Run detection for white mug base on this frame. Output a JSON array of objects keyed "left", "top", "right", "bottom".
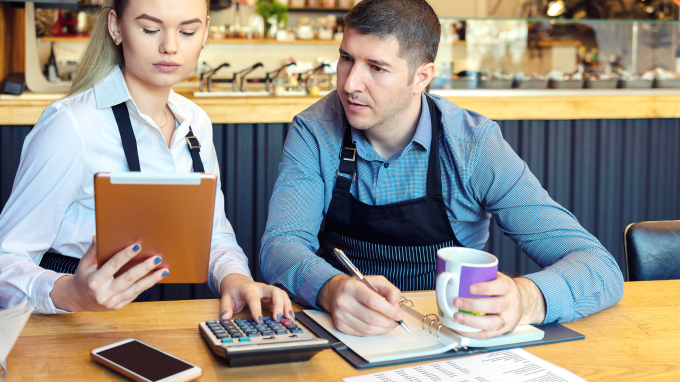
[{"left": 440, "top": 315, "right": 482, "bottom": 333}]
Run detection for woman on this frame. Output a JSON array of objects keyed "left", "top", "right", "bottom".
[{"left": 0, "top": 0, "right": 293, "bottom": 323}]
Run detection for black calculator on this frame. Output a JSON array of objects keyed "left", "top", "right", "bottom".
[{"left": 199, "top": 316, "right": 330, "bottom": 367}]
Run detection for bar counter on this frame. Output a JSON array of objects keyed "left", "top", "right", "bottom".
[{"left": 3, "top": 89, "right": 680, "bottom": 124}]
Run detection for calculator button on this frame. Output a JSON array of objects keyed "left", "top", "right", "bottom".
[
  {"left": 221, "top": 338, "right": 233, "bottom": 343},
  {"left": 247, "top": 332, "right": 260, "bottom": 337},
  {"left": 275, "top": 330, "right": 288, "bottom": 335},
  {"left": 243, "top": 330, "right": 257, "bottom": 334},
  {"left": 207, "top": 320, "right": 218, "bottom": 325},
  {"left": 228, "top": 329, "right": 241, "bottom": 334},
  {"left": 239, "top": 338, "right": 251, "bottom": 342},
  {"left": 285, "top": 324, "right": 298, "bottom": 329},
  {"left": 231, "top": 333, "right": 244, "bottom": 338},
  {"left": 260, "top": 331, "right": 274, "bottom": 336},
  {"left": 290, "top": 328, "right": 303, "bottom": 334},
  {"left": 215, "top": 333, "right": 230, "bottom": 339}
]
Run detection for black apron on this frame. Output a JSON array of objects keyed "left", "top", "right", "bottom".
[
  {"left": 39, "top": 102, "right": 205, "bottom": 302},
  {"left": 319, "top": 95, "right": 463, "bottom": 291}
]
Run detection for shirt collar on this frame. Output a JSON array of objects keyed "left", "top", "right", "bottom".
[
  {"left": 93, "top": 65, "right": 190, "bottom": 125},
  {"left": 345, "top": 92, "right": 432, "bottom": 162}
]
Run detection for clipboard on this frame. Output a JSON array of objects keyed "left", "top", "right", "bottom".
[{"left": 94, "top": 172, "right": 217, "bottom": 283}]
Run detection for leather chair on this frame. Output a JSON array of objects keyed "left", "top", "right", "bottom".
[{"left": 624, "top": 221, "right": 680, "bottom": 281}]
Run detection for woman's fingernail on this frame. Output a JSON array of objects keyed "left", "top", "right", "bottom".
[
  {"left": 154, "top": 257, "right": 162, "bottom": 265},
  {"left": 162, "top": 270, "right": 169, "bottom": 277},
  {"left": 133, "top": 244, "right": 141, "bottom": 252},
  {"left": 258, "top": 315, "right": 263, "bottom": 323},
  {"left": 470, "top": 286, "right": 478, "bottom": 294},
  {"left": 277, "top": 314, "right": 283, "bottom": 321},
  {"left": 289, "top": 310, "right": 295, "bottom": 319},
  {"left": 221, "top": 312, "right": 227, "bottom": 320}
]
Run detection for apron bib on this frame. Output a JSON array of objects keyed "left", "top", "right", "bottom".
[{"left": 319, "top": 96, "right": 463, "bottom": 291}]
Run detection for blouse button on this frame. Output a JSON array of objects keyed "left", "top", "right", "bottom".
[{"left": 384, "top": 163, "right": 390, "bottom": 168}]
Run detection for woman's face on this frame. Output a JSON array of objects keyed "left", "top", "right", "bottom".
[{"left": 108, "top": 0, "right": 209, "bottom": 89}]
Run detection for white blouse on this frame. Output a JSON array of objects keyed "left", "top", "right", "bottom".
[{"left": 0, "top": 67, "right": 251, "bottom": 313}]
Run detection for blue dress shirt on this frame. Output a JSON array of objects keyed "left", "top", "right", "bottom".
[{"left": 260, "top": 92, "right": 624, "bottom": 324}]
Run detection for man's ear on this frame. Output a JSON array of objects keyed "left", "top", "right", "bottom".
[{"left": 412, "top": 62, "right": 435, "bottom": 94}]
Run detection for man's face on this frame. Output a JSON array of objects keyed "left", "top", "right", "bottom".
[{"left": 337, "top": 28, "right": 414, "bottom": 131}]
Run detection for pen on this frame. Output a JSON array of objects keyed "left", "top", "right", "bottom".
[{"left": 333, "top": 248, "right": 411, "bottom": 334}]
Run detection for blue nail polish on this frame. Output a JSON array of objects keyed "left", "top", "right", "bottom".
[
  {"left": 258, "top": 315, "right": 263, "bottom": 323},
  {"left": 221, "top": 312, "right": 227, "bottom": 320},
  {"left": 289, "top": 310, "right": 295, "bottom": 318},
  {"left": 162, "top": 270, "right": 169, "bottom": 277},
  {"left": 133, "top": 244, "right": 141, "bottom": 252},
  {"left": 277, "top": 314, "right": 283, "bottom": 321},
  {"left": 154, "top": 257, "right": 162, "bottom": 265}
]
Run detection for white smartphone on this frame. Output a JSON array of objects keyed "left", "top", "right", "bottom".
[{"left": 91, "top": 339, "right": 203, "bottom": 382}]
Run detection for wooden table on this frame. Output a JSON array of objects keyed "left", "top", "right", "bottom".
[{"left": 7, "top": 280, "right": 680, "bottom": 381}]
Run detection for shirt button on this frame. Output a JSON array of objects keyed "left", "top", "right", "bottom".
[{"left": 384, "top": 163, "right": 390, "bottom": 168}]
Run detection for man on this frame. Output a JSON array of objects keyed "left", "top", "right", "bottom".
[{"left": 260, "top": 0, "right": 623, "bottom": 339}]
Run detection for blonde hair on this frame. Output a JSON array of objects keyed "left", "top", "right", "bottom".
[
  {"left": 67, "top": 0, "right": 210, "bottom": 96},
  {"left": 67, "top": 0, "right": 127, "bottom": 96}
]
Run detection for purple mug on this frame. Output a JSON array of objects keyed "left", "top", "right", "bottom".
[{"left": 436, "top": 247, "right": 498, "bottom": 332}]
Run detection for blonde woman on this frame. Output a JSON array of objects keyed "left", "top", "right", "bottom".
[{"left": 0, "top": 0, "right": 293, "bottom": 323}]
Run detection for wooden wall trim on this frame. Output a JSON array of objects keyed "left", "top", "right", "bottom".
[{"left": 3, "top": 93, "right": 680, "bottom": 124}]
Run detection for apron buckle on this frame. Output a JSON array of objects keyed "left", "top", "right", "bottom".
[
  {"left": 339, "top": 147, "right": 356, "bottom": 161},
  {"left": 336, "top": 170, "right": 356, "bottom": 182}
]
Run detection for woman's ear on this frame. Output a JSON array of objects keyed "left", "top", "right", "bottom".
[
  {"left": 108, "top": 9, "right": 122, "bottom": 44},
  {"left": 203, "top": 15, "right": 210, "bottom": 48}
]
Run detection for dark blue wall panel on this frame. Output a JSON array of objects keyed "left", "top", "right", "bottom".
[{"left": 1, "top": 119, "right": 679, "bottom": 302}]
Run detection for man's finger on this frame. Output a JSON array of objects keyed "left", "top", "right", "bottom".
[
  {"left": 338, "top": 308, "right": 396, "bottom": 337},
  {"left": 353, "top": 282, "right": 402, "bottom": 321},
  {"left": 453, "top": 311, "right": 505, "bottom": 332},
  {"left": 470, "top": 273, "right": 513, "bottom": 296},
  {"left": 365, "top": 275, "right": 402, "bottom": 306},
  {"left": 454, "top": 296, "right": 507, "bottom": 315},
  {"left": 344, "top": 291, "right": 399, "bottom": 330}
]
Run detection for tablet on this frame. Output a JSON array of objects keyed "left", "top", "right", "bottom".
[{"left": 94, "top": 172, "right": 217, "bottom": 284}]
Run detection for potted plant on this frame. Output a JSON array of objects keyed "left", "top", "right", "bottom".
[{"left": 256, "top": 0, "right": 289, "bottom": 39}]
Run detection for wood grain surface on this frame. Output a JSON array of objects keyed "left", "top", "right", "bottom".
[
  {"left": 4, "top": 93, "right": 680, "bottom": 125},
  {"left": 7, "top": 280, "right": 680, "bottom": 381}
]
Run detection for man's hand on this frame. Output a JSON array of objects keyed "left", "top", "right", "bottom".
[
  {"left": 317, "top": 274, "right": 403, "bottom": 337},
  {"left": 219, "top": 273, "right": 293, "bottom": 324},
  {"left": 50, "top": 237, "right": 168, "bottom": 312},
  {"left": 451, "top": 273, "right": 546, "bottom": 339}
]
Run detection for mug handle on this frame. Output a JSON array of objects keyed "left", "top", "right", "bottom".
[{"left": 436, "top": 271, "right": 459, "bottom": 318}]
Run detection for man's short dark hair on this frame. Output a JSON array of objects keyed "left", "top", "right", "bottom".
[{"left": 343, "top": 0, "right": 441, "bottom": 83}]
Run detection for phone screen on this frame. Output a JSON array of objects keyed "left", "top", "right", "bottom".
[{"left": 97, "top": 340, "right": 194, "bottom": 381}]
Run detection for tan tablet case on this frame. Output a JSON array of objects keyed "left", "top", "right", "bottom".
[{"left": 94, "top": 172, "right": 217, "bottom": 283}]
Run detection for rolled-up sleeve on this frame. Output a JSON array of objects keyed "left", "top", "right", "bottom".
[
  {"left": 259, "top": 115, "right": 343, "bottom": 309},
  {"left": 468, "top": 123, "right": 624, "bottom": 323}
]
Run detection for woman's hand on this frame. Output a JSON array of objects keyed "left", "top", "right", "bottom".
[
  {"left": 50, "top": 237, "right": 168, "bottom": 312},
  {"left": 219, "top": 273, "right": 294, "bottom": 324}
]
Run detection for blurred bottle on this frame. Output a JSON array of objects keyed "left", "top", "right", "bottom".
[{"left": 233, "top": 2, "right": 243, "bottom": 38}]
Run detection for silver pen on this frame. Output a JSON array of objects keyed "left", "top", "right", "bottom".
[{"left": 333, "top": 248, "right": 411, "bottom": 334}]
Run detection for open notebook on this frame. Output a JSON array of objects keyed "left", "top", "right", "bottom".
[{"left": 303, "top": 291, "right": 546, "bottom": 364}]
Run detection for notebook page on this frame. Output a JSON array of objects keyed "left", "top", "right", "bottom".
[
  {"left": 303, "top": 308, "right": 456, "bottom": 363},
  {"left": 343, "top": 348, "right": 586, "bottom": 382}
]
